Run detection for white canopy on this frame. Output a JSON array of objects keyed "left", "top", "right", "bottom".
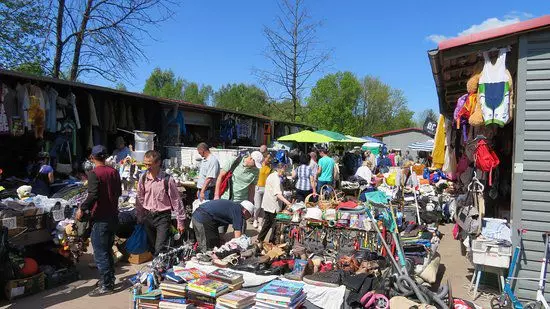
[{"left": 408, "top": 140, "right": 434, "bottom": 152}]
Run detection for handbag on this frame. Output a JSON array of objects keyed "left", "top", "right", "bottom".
[
  {"left": 218, "top": 156, "right": 242, "bottom": 199},
  {"left": 126, "top": 224, "right": 149, "bottom": 254}
]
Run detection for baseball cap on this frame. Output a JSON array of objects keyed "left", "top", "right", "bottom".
[
  {"left": 250, "top": 151, "right": 263, "bottom": 168},
  {"left": 91, "top": 145, "right": 108, "bottom": 157},
  {"left": 240, "top": 200, "right": 254, "bottom": 216}
]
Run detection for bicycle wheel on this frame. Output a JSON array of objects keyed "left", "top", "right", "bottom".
[
  {"left": 524, "top": 301, "right": 541, "bottom": 309},
  {"left": 490, "top": 294, "right": 513, "bottom": 309}
]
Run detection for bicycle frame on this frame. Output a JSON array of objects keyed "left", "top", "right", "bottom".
[{"left": 535, "top": 233, "right": 549, "bottom": 308}]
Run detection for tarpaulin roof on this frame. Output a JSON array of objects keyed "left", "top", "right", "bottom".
[{"left": 278, "top": 130, "right": 337, "bottom": 143}]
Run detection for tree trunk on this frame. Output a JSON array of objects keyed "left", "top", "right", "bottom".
[
  {"left": 52, "top": 0, "right": 65, "bottom": 78},
  {"left": 69, "top": 0, "right": 93, "bottom": 81},
  {"left": 291, "top": 0, "right": 299, "bottom": 122}
]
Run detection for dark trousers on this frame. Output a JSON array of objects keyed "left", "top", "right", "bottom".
[
  {"left": 91, "top": 219, "right": 118, "bottom": 289},
  {"left": 143, "top": 210, "right": 172, "bottom": 256},
  {"left": 257, "top": 211, "right": 277, "bottom": 243},
  {"left": 295, "top": 189, "right": 313, "bottom": 202},
  {"left": 317, "top": 180, "right": 333, "bottom": 194}
]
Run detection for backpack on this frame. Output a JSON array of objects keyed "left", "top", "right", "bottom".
[
  {"left": 140, "top": 171, "right": 172, "bottom": 209},
  {"left": 475, "top": 140, "right": 499, "bottom": 186},
  {"left": 218, "top": 156, "right": 243, "bottom": 200},
  {"left": 275, "top": 150, "right": 287, "bottom": 164}
]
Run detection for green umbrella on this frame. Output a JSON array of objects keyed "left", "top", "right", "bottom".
[
  {"left": 315, "top": 130, "right": 349, "bottom": 141},
  {"left": 278, "top": 130, "right": 337, "bottom": 143},
  {"left": 344, "top": 135, "right": 368, "bottom": 143}
]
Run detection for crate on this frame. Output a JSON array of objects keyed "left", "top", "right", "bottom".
[
  {"left": 128, "top": 251, "right": 153, "bottom": 264},
  {"left": 4, "top": 272, "right": 45, "bottom": 300},
  {"left": 472, "top": 240, "right": 512, "bottom": 268},
  {"left": 1, "top": 214, "right": 49, "bottom": 237}
]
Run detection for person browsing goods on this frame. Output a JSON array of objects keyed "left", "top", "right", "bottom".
[
  {"left": 196, "top": 143, "right": 220, "bottom": 201},
  {"left": 191, "top": 200, "right": 255, "bottom": 252},
  {"left": 214, "top": 151, "right": 263, "bottom": 202},
  {"left": 316, "top": 148, "right": 336, "bottom": 191},
  {"left": 76, "top": 145, "right": 121, "bottom": 297},
  {"left": 136, "top": 150, "right": 186, "bottom": 256}
]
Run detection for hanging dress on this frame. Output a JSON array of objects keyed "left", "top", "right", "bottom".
[{"left": 478, "top": 48, "right": 511, "bottom": 127}]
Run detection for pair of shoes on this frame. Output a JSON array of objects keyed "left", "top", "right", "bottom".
[
  {"left": 253, "top": 220, "right": 258, "bottom": 228},
  {"left": 88, "top": 286, "right": 114, "bottom": 297},
  {"left": 192, "top": 253, "right": 212, "bottom": 265},
  {"left": 213, "top": 253, "right": 239, "bottom": 268}
]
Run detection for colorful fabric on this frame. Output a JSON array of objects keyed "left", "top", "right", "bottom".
[
  {"left": 478, "top": 48, "right": 510, "bottom": 127},
  {"left": 431, "top": 114, "right": 446, "bottom": 169},
  {"left": 257, "top": 164, "right": 271, "bottom": 187}
]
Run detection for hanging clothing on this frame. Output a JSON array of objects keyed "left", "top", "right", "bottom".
[
  {"left": 87, "top": 94, "right": 100, "bottom": 149},
  {"left": 66, "top": 93, "right": 81, "bottom": 129},
  {"left": 478, "top": 48, "right": 511, "bottom": 127},
  {"left": 441, "top": 118, "right": 457, "bottom": 179},
  {"left": 431, "top": 114, "right": 446, "bottom": 169},
  {"left": 45, "top": 87, "right": 58, "bottom": 132},
  {"left": 15, "top": 83, "right": 30, "bottom": 130}
]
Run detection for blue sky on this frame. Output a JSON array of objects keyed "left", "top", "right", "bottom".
[{"left": 88, "top": 1, "right": 546, "bottom": 116}]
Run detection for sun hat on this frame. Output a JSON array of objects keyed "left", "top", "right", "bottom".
[
  {"left": 250, "top": 151, "right": 263, "bottom": 168},
  {"left": 240, "top": 200, "right": 255, "bottom": 215}
]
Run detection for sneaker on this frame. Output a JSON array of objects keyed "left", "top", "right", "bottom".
[
  {"left": 253, "top": 220, "right": 258, "bottom": 228},
  {"left": 88, "top": 286, "right": 114, "bottom": 297},
  {"left": 303, "top": 270, "right": 342, "bottom": 287}
]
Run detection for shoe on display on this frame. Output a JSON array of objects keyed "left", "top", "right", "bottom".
[
  {"left": 284, "top": 259, "right": 308, "bottom": 281},
  {"left": 88, "top": 286, "right": 114, "bottom": 297},
  {"left": 303, "top": 270, "right": 342, "bottom": 287}
]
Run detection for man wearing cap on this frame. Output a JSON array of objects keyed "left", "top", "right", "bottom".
[
  {"left": 191, "top": 199, "right": 254, "bottom": 252},
  {"left": 76, "top": 145, "right": 121, "bottom": 297},
  {"left": 214, "top": 151, "right": 263, "bottom": 203}
]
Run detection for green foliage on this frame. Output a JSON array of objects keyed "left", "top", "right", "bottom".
[
  {"left": 306, "top": 72, "right": 362, "bottom": 134},
  {"left": 267, "top": 99, "right": 307, "bottom": 123},
  {"left": 305, "top": 73, "right": 415, "bottom": 135},
  {"left": 183, "top": 82, "right": 213, "bottom": 105},
  {"left": 214, "top": 83, "right": 270, "bottom": 115},
  {"left": 415, "top": 108, "right": 438, "bottom": 127},
  {"left": 143, "top": 68, "right": 184, "bottom": 100},
  {"left": 0, "top": 0, "right": 48, "bottom": 70},
  {"left": 13, "top": 61, "right": 45, "bottom": 76},
  {"left": 115, "top": 82, "right": 128, "bottom": 91}
]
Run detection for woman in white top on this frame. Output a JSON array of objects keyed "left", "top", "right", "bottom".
[
  {"left": 355, "top": 160, "right": 373, "bottom": 182},
  {"left": 257, "top": 163, "right": 292, "bottom": 243}
]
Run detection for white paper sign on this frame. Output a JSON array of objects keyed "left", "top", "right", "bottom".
[
  {"left": 2, "top": 217, "right": 17, "bottom": 230},
  {"left": 10, "top": 286, "right": 25, "bottom": 298},
  {"left": 52, "top": 209, "right": 65, "bottom": 222}
]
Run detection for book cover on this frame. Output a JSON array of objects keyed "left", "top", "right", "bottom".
[
  {"left": 161, "top": 290, "right": 186, "bottom": 298},
  {"left": 186, "top": 291, "right": 219, "bottom": 304},
  {"left": 216, "top": 290, "right": 255, "bottom": 305},
  {"left": 187, "top": 285, "right": 229, "bottom": 298},
  {"left": 165, "top": 270, "right": 185, "bottom": 283},
  {"left": 254, "top": 292, "right": 306, "bottom": 308},
  {"left": 228, "top": 282, "right": 243, "bottom": 291},
  {"left": 208, "top": 269, "right": 244, "bottom": 284},
  {"left": 255, "top": 280, "right": 304, "bottom": 303},
  {"left": 188, "top": 278, "right": 228, "bottom": 293},
  {"left": 160, "top": 282, "right": 187, "bottom": 292},
  {"left": 172, "top": 267, "right": 206, "bottom": 282},
  {"left": 160, "top": 297, "right": 186, "bottom": 304},
  {"left": 216, "top": 299, "right": 256, "bottom": 309},
  {"left": 135, "top": 289, "right": 162, "bottom": 300}
]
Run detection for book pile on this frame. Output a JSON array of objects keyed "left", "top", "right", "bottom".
[
  {"left": 186, "top": 278, "right": 230, "bottom": 308},
  {"left": 159, "top": 282, "right": 186, "bottom": 300},
  {"left": 135, "top": 289, "right": 162, "bottom": 309},
  {"left": 207, "top": 268, "right": 245, "bottom": 291},
  {"left": 252, "top": 280, "right": 306, "bottom": 309},
  {"left": 171, "top": 267, "right": 206, "bottom": 282},
  {"left": 215, "top": 290, "right": 256, "bottom": 309}
]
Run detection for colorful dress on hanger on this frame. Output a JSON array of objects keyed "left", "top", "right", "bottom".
[{"left": 478, "top": 48, "right": 511, "bottom": 127}]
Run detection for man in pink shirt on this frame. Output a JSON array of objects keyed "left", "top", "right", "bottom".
[{"left": 136, "top": 150, "right": 185, "bottom": 256}]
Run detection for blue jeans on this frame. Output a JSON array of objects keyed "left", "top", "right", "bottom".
[
  {"left": 197, "top": 187, "right": 215, "bottom": 201},
  {"left": 317, "top": 180, "right": 333, "bottom": 194},
  {"left": 91, "top": 219, "right": 118, "bottom": 289}
]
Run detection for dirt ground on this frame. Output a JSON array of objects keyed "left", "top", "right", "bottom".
[{"left": 0, "top": 223, "right": 497, "bottom": 309}]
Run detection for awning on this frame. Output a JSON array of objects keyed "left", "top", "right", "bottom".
[
  {"left": 278, "top": 130, "right": 337, "bottom": 143},
  {"left": 344, "top": 135, "right": 368, "bottom": 143},
  {"left": 408, "top": 140, "right": 435, "bottom": 152},
  {"left": 315, "top": 130, "right": 349, "bottom": 141},
  {"left": 361, "top": 136, "right": 382, "bottom": 144}
]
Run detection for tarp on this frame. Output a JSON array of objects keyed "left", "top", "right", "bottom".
[
  {"left": 361, "top": 136, "right": 382, "bottom": 143},
  {"left": 278, "top": 130, "right": 337, "bottom": 143},
  {"left": 344, "top": 135, "right": 368, "bottom": 143},
  {"left": 408, "top": 140, "right": 435, "bottom": 152}
]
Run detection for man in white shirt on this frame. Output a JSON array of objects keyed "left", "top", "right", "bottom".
[
  {"left": 197, "top": 143, "right": 220, "bottom": 201},
  {"left": 257, "top": 164, "right": 292, "bottom": 243}
]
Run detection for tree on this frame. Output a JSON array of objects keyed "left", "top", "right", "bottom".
[
  {"left": 306, "top": 72, "right": 361, "bottom": 134},
  {"left": 355, "top": 76, "right": 415, "bottom": 136},
  {"left": 183, "top": 82, "right": 213, "bottom": 105},
  {"left": 115, "top": 82, "right": 127, "bottom": 91},
  {"left": 267, "top": 99, "right": 306, "bottom": 122},
  {"left": 214, "top": 84, "right": 270, "bottom": 116},
  {"left": 14, "top": 61, "right": 46, "bottom": 76},
  {"left": 0, "top": 0, "right": 49, "bottom": 70},
  {"left": 143, "top": 68, "right": 184, "bottom": 100},
  {"left": 415, "top": 108, "right": 438, "bottom": 127},
  {"left": 254, "top": 0, "right": 330, "bottom": 121},
  {"left": 51, "top": 0, "right": 176, "bottom": 82}
]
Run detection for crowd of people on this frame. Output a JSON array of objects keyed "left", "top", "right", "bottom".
[{"left": 73, "top": 141, "right": 423, "bottom": 297}]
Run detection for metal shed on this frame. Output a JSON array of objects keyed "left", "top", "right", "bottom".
[
  {"left": 428, "top": 15, "right": 550, "bottom": 301},
  {"left": 372, "top": 128, "right": 432, "bottom": 152}
]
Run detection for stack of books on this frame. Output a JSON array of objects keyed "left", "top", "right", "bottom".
[
  {"left": 207, "top": 268, "right": 245, "bottom": 291},
  {"left": 135, "top": 289, "right": 162, "bottom": 309},
  {"left": 171, "top": 267, "right": 206, "bottom": 282},
  {"left": 159, "top": 282, "right": 187, "bottom": 300},
  {"left": 215, "top": 290, "right": 256, "bottom": 309},
  {"left": 186, "top": 278, "right": 230, "bottom": 308},
  {"left": 253, "top": 280, "right": 306, "bottom": 309}
]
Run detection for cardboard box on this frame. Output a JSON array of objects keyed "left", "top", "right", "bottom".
[
  {"left": 4, "top": 272, "right": 45, "bottom": 300},
  {"left": 128, "top": 252, "right": 153, "bottom": 264}
]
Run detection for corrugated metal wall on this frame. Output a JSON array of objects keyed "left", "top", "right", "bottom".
[{"left": 512, "top": 29, "right": 550, "bottom": 301}]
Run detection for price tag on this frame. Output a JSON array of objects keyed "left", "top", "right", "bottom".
[
  {"left": 2, "top": 217, "right": 17, "bottom": 230},
  {"left": 52, "top": 209, "right": 65, "bottom": 222}
]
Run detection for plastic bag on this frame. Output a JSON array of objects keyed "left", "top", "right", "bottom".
[{"left": 126, "top": 224, "right": 148, "bottom": 254}]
